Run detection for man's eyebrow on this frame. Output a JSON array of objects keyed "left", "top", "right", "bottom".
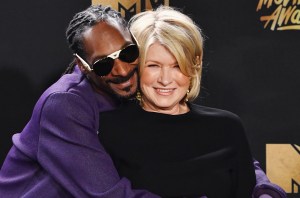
[{"left": 91, "top": 41, "right": 132, "bottom": 63}]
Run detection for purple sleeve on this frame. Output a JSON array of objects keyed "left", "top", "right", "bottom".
[
  {"left": 38, "top": 92, "right": 159, "bottom": 198},
  {"left": 252, "top": 159, "right": 287, "bottom": 198}
]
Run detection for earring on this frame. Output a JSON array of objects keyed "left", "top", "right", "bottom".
[
  {"left": 136, "top": 90, "right": 142, "bottom": 102},
  {"left": 136, "top": 90, "right": 144, "bottom": 106},
  {"left": 194, "top": 56, "right": 202, "bottom": 69},
  {"left": 185, "top": 89, "right": 190, "bottom": 102}
]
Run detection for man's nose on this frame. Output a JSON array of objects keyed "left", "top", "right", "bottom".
[{"left": 110, "top": 59, "right": 131, "bottom": 77}]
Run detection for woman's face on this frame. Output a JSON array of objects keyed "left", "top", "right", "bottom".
[{"left": 140, "top": 42, "right": 190, "bottom": 114}]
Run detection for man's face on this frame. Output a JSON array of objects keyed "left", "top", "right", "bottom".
[{"left": 80, "top": 22, "right": 138, "bottom": 99}]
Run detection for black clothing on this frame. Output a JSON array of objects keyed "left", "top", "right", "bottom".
[{"left": 99, "top": 101, "right": 255, "bottom": 198}]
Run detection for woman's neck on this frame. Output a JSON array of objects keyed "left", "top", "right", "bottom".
[{"left": 141, "top": 101, "right": 190, "bottom": 115}]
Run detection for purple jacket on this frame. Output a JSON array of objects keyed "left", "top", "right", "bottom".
[
  {"left": 253, "top": 160, "right": 287, "bottom": 198},
  {"left": 0, "top": 67, "right": 158, "bottom": 197},
  {"left": 0, "top": 67, "right": 286, "bottom": 198}
]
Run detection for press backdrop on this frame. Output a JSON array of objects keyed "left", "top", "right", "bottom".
[{"left": 1, "top": 0, "right": 299, "bottom": 197}]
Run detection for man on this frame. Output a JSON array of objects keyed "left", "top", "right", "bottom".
[
  {"left": 0, "top": 5, "right": 157, "bottom": 197},
  {"left": 0, "top": 5, "right": 286, "bottom": 198}
]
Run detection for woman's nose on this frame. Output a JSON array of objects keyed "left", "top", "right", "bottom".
[{"left": 158, "top": 68, "right": 172, "bottom": 86}]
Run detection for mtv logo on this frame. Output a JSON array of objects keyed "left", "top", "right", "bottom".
[
  {"left": 92, "top": 0, "right": 169, "bottom": 20},
  {"left": 266, "top": 144, "right": 300, "bottom": 194}
]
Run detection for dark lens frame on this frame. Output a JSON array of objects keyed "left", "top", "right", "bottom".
[
  {"left": 92, "top": 59, "right": 114, "bottom": 77},
  {"left": 118, "top": 44, "right": 139, "bottom": 63},
  {"left": 92, "top": 44, "right": 139, "bottom": 77}
]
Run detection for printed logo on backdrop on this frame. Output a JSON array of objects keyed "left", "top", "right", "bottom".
[
  {"left": 92, "top": 0, "right": 169, "bottom": 20},
  {"left": 266, "top": 144, "right": 300, "bottom": 194},
  {"left": 256, "top": 0, "right": 300, "bottom": 30}
]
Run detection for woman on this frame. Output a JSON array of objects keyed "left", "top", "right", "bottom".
[{"left": 99, "top": 6, "right": 283, "bottom": 198}]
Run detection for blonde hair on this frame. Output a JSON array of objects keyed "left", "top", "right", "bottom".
[{"left": 129, "top": 6, "right": 204, "bottom": 101}]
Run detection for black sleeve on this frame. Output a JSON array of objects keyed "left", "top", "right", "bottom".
[{"left": 231, "top": 117, "right": 256, "bottom": 197}]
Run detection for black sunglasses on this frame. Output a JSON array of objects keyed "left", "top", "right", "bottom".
[{"left": 75, "top": 44, "right": 139, "bottom": 77}]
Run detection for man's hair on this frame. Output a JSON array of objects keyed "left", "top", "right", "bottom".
[
  {"left": 129, "top": 6, "right": 204, "bottom": 101},
  {"left": 64, "top": 5, "right": 127, "bottom": 74}
]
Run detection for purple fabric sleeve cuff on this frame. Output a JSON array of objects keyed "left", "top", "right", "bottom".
[{"left": 253, "top": 183, "right": 287, "bottom": 198}]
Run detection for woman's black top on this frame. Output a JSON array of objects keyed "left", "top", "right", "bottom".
[{"left": 99, "top": 101, "right": 255, "bottom": 198}]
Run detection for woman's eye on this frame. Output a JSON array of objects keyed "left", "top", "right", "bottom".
[{"left": 147, "top": 64, "right": 159, "bottom": 67}]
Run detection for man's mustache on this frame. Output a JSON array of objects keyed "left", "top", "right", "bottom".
[{"left": 107, "top": 67, "right": 137, "bottom": 84}]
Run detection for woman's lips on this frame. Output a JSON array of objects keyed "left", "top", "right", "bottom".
[{"left": 154, "top": 88, "right": 175, "bottom": 96}]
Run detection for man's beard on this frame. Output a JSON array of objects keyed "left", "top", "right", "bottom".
[{"left": 107, "top": 68, "right": 138, "bottom": 100}]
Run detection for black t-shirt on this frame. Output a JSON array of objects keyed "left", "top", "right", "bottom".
[{"left": 99, "top": 101, "right": 255, "bottom": 198}]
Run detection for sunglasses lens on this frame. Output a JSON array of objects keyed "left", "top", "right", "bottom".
[
  {"left": 93, "top": 58, "right": 114, "bottom": 76},
  {"left": 91, "top": 44, "right": 139, "bottom": 77},
  {"left": 119, "top": 45, "right": 139, "bottom": 63}
]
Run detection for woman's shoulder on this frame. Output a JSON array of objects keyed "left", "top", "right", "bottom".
[
  {"left": 189, "top": 103, "right": 243, "bottom": 126},
  {"left": 189, "top": 103, "right": 247, "bottom": 144}
]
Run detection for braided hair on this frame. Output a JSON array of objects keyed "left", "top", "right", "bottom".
[{"left": 64, "top": 5, "right": 127, "bottom": 74}]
